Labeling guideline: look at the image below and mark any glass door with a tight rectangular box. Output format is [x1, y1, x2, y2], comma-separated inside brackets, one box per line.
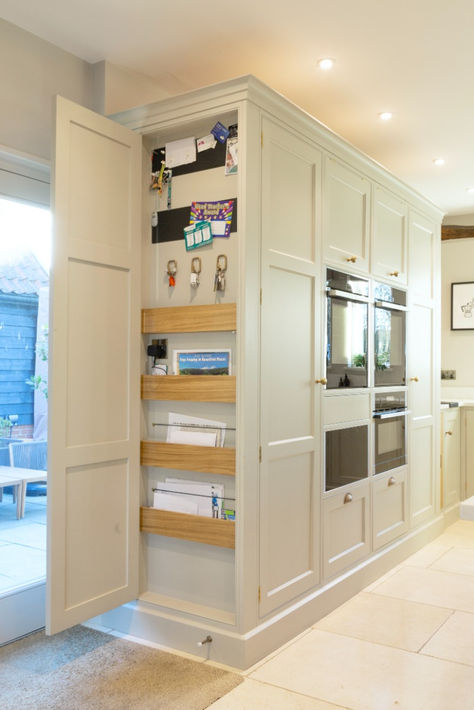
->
[0, 195, 50, 645]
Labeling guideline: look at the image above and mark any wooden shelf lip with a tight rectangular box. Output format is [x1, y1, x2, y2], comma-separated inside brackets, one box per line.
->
[141, 375, 236, 402]
[142, 303, 237, 333]
[141, 441, 236, 476]
[140, 507, 235, 549]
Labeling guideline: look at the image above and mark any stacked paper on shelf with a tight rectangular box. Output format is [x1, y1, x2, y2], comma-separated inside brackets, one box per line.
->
[167, 412, 227, 447]
[153, 478, 224, 518]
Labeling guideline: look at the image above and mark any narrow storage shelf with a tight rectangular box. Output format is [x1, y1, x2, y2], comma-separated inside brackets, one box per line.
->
[140, 507, 235, 549]
[141, 441, 236, 476]
[142, 303, 237, 333]
[141, 375, 236, 402]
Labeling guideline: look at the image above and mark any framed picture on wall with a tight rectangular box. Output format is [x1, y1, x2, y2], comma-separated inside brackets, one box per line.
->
[451, 281, 474, 330]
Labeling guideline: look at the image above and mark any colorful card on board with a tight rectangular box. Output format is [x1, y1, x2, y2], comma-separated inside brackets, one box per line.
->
[190, 200, 234, 238]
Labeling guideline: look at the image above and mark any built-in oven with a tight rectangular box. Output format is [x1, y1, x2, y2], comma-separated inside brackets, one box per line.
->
[325, 423, 369, 491]
[373, 391, 407, 474]
[326, 269, 369, 389]
[374, 282, 407, 386]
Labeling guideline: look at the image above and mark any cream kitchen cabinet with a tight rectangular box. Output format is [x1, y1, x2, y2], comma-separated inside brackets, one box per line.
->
[323, 156, 371, 273]
[441, 407, 460, 509]
[47, 75, 443, 670]
[372, 185, 408, 285]
[372, 468, 408, 550]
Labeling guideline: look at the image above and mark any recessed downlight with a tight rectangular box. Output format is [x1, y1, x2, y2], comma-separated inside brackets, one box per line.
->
[433, 158, 445, 166]
[378, 112, 393, 121]
[318, 58, 334, 71]
[467, 187, 474, 194]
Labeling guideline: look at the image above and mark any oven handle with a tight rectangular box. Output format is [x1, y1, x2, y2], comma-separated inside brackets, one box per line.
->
[373, 409, 410, 420]
[374, 300, 407, 312]
[327, 289, 369, 303]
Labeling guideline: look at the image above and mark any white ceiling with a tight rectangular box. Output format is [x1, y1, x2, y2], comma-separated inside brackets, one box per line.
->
[2, 0, 474, 217]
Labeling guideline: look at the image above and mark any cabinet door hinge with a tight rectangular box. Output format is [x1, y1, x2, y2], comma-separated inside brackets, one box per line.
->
[260, 287, 262, 305]
[258, 586, 261, 602]
[259, 446, 262, 463]
[261, 131, 264, 148]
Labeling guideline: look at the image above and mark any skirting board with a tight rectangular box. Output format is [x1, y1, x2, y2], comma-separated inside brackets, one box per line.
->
[94, 508, 458, 670]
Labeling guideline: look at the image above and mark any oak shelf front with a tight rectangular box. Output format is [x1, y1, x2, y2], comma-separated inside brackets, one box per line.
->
[142, 303, 237, 334]
[140, 507, 235, 548]
[141, 440, 236, 476]
[141, 375, 236, 402]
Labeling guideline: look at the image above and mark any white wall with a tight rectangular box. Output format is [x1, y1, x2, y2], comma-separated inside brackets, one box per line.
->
[441, 214, 474, 393]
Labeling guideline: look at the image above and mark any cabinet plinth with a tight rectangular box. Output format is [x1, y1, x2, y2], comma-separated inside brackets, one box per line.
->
[140, 507, 235, 548]
[141, 440, 236, 476]
[141, 375, 236, 402]
[142, 303, 237, 333]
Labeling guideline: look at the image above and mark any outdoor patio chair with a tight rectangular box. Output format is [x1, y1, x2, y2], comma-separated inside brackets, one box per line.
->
[9, 440, 48, 517]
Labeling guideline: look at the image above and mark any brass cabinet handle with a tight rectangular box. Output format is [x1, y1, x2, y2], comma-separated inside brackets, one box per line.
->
[388, 476, 396, 486]
[389, 270, 399, 277]
[345, 256, 357, 263]
[410, 376, 419, 382]
[315, 378, 327, 385]
[344, 493, 353, 504]
[445, 431, 453, 436]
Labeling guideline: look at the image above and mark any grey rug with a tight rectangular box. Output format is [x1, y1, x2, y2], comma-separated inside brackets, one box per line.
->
[0, 625, 242, 709]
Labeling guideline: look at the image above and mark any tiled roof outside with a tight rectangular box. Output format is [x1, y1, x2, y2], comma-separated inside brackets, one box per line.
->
[0, 252, 48, 296]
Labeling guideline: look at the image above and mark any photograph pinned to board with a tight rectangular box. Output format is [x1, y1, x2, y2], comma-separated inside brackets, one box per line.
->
[196, 134, 217, 152]
[189, 200, 234, 238]
[451, 281, 474, 330]
[183, 220, 213, 251]
[225, 124, 238, 175]
[166, 411, 227, 447]
[173, 349, 231, 376]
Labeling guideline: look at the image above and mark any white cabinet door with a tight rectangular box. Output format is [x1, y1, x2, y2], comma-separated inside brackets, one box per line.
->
[372, 186, 408, 285]
[259, 117, 321, 616]
[442, 409, 460, 508]
[323, 157, 370, 273]
[464, 409, 474, 499]
[372, 469, 408, 550]
[322, 481, 370, 579]
[47, 97, 141, 634]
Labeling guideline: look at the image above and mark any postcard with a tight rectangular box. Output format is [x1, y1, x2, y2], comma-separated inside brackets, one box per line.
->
[173, 349, 231, 376]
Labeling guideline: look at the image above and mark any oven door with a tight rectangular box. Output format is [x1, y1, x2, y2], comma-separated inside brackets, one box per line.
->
[326, 289, 368, 389]
[374, 302, 406, 386]
[373, 410, 406, 474]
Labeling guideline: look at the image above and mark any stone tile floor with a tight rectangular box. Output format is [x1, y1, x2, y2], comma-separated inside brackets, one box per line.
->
[0, 492, 46, 595]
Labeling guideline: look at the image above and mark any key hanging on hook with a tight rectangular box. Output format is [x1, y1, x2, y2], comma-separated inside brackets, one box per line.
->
[214, 254, 227, 292]
[190, 256, 201, 288]
[167, 259, 177, 287]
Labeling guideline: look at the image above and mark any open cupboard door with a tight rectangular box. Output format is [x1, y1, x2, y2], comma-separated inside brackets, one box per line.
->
[46, 96, 142, 634]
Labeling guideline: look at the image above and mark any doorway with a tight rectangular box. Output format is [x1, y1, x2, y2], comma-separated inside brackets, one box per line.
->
[0, 196, 51, 644]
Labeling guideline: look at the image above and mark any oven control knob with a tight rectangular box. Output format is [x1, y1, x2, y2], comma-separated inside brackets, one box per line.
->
[315, 378, 327, 385]
[410, 376, 419, 382]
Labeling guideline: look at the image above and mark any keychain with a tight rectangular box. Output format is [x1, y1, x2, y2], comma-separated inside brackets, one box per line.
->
[167, 259, 177, 287]
[214, 254, 227, 292]
[190, 256, 201, 288]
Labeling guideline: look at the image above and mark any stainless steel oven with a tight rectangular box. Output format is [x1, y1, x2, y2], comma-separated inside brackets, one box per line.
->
[373, 391, 407, 474]
[325, 423, 369, 491]
[326, 269, 369, 389]
[374, 282, 407, 387]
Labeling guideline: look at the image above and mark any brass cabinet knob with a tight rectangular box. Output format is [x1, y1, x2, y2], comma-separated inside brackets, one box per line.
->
[346, 256, 357, 263]
[344, 493, 353, 504]
[445, 431, 453, 436]
[389, 270, 399, 277]
[315, 378, 327, 385]
[410, 376, 419, 382]
[388, 476, 396, 486]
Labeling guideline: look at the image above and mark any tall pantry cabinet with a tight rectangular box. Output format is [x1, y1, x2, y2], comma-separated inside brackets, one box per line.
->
[47, 76, 443, 670]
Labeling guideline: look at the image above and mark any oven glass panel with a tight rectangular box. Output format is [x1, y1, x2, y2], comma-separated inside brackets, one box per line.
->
[325, 425, 368, 491]
[327, 295, 368, 389]
[374, 416, 406, 474]
[374, 306, 406, 386]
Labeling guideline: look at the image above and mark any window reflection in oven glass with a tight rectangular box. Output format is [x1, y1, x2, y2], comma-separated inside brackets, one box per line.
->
[325, 424, 368, 491]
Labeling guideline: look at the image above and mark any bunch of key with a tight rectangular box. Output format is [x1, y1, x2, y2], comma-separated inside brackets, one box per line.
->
[214, 254, 227, 292]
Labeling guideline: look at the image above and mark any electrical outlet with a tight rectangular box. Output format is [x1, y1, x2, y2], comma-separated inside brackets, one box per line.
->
[441, 369, 456, 380]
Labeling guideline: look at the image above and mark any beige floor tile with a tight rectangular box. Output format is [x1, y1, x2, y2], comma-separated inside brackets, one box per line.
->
[361, 564, 402, 592]
[421, 610, 474, 666]
[435, 520, 474, 549]
[431, 547, 474, 576]
[207, 678, 347, 709]
[315, 592, 451, 651]
[402, 542, 452, 568]
[371, 565, 474, 612]
[250, 629, 474, 710]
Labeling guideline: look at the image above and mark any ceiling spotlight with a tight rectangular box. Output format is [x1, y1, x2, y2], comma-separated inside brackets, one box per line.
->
[379, 112, 393, 121]
[467, 187, 474, 194]
[318, 58, 334, 71]
[433, 158, 445, 166]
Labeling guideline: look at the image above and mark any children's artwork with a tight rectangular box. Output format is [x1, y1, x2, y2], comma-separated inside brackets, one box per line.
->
[173, 349, 231, 375]
[190, 200, 234, 238]
[183, 220, 213, 250]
